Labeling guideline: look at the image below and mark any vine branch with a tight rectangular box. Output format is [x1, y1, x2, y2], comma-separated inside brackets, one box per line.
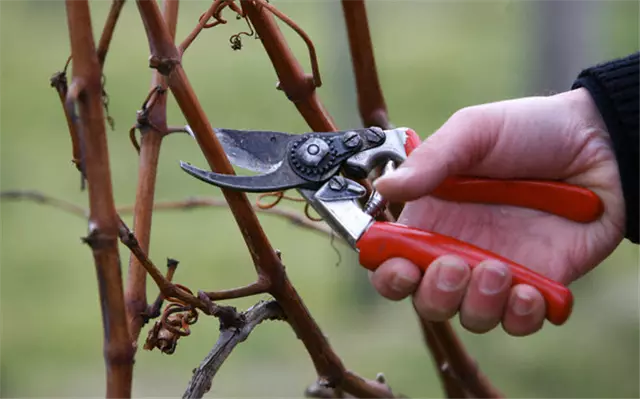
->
[125, 0, 181, 346]
[64, 1, 133, 396]
[97, 0, 126, 66]
[0, 191, 337, 238]
[183, 300, 286, 398]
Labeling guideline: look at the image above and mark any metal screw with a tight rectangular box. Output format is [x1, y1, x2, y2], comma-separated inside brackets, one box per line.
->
[297, 138, 328, 166]
[365, 127, 385, 144]
[328, 176, 346, 191]
[342, 131, 362, 148]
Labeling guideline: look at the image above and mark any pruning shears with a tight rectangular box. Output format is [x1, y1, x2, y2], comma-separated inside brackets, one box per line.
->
[179, 126, 604, 326]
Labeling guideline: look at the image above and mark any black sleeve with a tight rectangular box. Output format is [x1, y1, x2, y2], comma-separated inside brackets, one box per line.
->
[571, 52, 639, 244]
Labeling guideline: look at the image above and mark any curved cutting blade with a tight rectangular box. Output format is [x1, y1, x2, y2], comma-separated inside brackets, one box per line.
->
[211, 128, 297, 174]
[179, 161, 318, 193]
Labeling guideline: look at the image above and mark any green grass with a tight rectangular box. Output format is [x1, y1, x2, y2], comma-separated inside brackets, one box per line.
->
[1, 0, 639, 397]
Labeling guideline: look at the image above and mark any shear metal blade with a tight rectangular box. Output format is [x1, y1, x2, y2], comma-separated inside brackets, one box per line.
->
[179, 161, 316, 193]
[211, 128, 297, 174]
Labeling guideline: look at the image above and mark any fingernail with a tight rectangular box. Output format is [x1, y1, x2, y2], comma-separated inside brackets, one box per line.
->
[478, 264, 509, 295]
[391, 272, 418, 294]
[436, 260, 468, 292]
[512, 291, 534, 316]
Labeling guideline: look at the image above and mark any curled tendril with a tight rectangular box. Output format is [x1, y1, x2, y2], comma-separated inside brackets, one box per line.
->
[143, 284, 199, 354]
[229, 14, 256, 51]
[251, 0, 321, 87]
[161, 303, 199, 337]
[257, 191, 323, 222]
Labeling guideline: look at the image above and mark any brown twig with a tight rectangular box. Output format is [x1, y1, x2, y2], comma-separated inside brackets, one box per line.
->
[0, 191, 337, 239]
[340, 0, 391, 130]
[97, 0, 126, 66]
[421, 319, 469, 399]
[144, 258, 180, 320]
[0, 190, 87, 217]
[119, 218, 209, 312]
[342, 371, 396, 398]
[241, 0, 335, 131]
[137, 196, 334, 236]
[428, 322, 503, 398]
[183, 300, 286, 398]
[179, 0, 223, 52]
[125, 0, 181, 346]
[50, 56, 83, 172]
[251, 0, 322, 87]
[64, 1, 133, 396]
[204, 280, 269, 301]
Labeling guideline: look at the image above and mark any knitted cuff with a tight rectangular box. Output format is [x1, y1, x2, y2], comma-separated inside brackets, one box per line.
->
[572, 52, 639, 243]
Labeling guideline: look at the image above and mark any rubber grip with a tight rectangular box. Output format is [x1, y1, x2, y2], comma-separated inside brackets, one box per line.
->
[432, 177, 604, 223]
[357, 221, 573, 325]
[398, 129, 603, 223]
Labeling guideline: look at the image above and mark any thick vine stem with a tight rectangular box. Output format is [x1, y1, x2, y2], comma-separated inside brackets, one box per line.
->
[125, 0, 180, 346]
[65, 1, 133, 397]
[240, 0, 336, 132]
[340, 0, 391, 130]
[428, 322, 503, 398]
[97, 0, 126, 66]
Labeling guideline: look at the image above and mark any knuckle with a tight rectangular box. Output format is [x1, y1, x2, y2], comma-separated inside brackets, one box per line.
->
[450, 105, 490, 129]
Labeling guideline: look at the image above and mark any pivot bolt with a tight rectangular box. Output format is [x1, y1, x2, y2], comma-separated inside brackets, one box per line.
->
[342, 131, 362, 149]
[297, 137, 329, 166]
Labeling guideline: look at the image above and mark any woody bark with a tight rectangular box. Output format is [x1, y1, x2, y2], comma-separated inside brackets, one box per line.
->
[65, 1, 133, 397]
[125, 0, 180, 345]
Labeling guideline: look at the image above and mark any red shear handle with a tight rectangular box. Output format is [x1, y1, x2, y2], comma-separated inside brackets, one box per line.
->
[432, 177, 604, 223]
[400, 129, 603, 223]
[357, 222, 573, 325]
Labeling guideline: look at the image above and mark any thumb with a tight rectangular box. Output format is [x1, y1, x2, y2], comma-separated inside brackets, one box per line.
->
[374, 107, 501, 202]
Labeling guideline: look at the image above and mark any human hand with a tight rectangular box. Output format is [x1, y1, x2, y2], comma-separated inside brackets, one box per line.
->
[370, 88, 626, 336]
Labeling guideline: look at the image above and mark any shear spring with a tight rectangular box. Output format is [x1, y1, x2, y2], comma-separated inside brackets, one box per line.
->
[363, 161, 395, 217]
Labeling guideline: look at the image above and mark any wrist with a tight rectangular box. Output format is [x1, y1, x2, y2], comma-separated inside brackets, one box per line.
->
[559, 87, 609, 135]
[569, 53, 639, 244]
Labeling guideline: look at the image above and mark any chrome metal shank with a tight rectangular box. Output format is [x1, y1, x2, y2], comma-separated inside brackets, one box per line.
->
[298, 178, 373, 247]
[343, 127, 409, 178]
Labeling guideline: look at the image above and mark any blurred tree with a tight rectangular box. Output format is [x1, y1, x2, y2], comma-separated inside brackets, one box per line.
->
[528, 0, 602, 94]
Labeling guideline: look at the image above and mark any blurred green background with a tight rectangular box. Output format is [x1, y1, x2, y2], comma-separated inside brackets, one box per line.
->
[1, 0, 638, 397]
